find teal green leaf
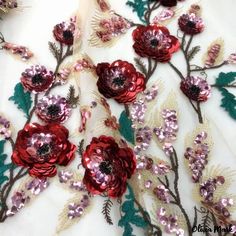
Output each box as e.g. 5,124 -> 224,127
119,111 -> 135,145
219,88 -> 236,120
118,185 -> 148,236
215,72 -> 236,86
9,83 -> 32,118
215,72 -> 236,120
126,0 -> 148,23
0,140 -> 12,186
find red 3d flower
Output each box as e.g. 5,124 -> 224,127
178,13 -> 204,35
132,25 -> 180,62
12,123 -> 76,178
96,60 -> 145,104
21,65 -> 54,94
180,76 -> 211,102
53,18 -> 76,46
82,136 -> 136,198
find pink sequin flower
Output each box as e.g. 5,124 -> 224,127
178,13 -> 204,35
184,132 -> 209,183
180,76 -> 211,102
21,65 -> 54,93
36,95 -> 71,124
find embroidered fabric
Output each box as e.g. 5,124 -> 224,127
0,0 -> 236,236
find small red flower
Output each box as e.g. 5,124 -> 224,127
132,25 -> 180,62
82,136 -> 136,198
178,13 -> 204,35
53,18 -> 76,45
180,76 -> 211,102
21,65 -> 54,93
12,123 -> 76,178
96,60 -> 145,104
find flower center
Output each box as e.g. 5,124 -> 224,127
99,161 -> 112,175
150,38 -> 159,47
37,144 -> 51,156
63,30 -> 73,40
186,20 -> 196,28
32,74 -> 44,85
47,105 -> 61,117
190,85 -> 201,95
112,76 -> 125,87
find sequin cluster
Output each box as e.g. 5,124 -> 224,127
153,109 -> 178,156
200,176 -> 236,230
184,132 -> 209,183
204,43 -> 221,68
153,8 -> 175,24
7,178 -> 49,216
154,185 -> 170,203
157,208 -> 184,236
136,156 -> 171,181
3,42 -> 33,61
134,126 -> 152,154
95,14 -> 131,43
58,170 -> 86,192
0,115 -> 11,139
68,195 -> 90,219
0,0 -> 17,13
130,84 -> 158,128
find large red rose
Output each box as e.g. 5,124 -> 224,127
132,25 -> 180,62
96,60 -> 145,104
82,136 -> 136,198
12,123 -> 76,178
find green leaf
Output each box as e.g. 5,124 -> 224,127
187,46 -> 201,61
118,185 -> 148,236
0,140 -> 12,186
215,72 -> 236,86
119,111 -> 135,145
9,83 -> 33,118
126,0 -> 148,23
219,87 -> 236,120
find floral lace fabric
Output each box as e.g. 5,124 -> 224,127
1,0 -> 236,236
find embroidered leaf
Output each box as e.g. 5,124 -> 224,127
77,139 -> 84,155
215,72 -> 236,86
67,85 -> 80,108
214,72 -> 236,120
134,57 -> 148,76
118,185 -> 147,236
48,41 -> 60,61
187,46 -> 201,61
9,83 -> 32,118
102,198 -> 113,225
119,111 -> 135,145
0,140 -> 12,186
219,88 -> 236,120
126,0 -> 148,23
